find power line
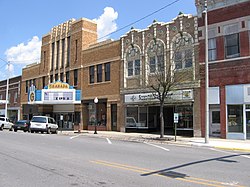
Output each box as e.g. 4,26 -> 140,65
97,0 -> 181,41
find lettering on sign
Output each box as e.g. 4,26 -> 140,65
44,91 -> 73,101
48,82 -> 70,89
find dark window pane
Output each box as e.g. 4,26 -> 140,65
89,66 -> 94,84
97,64 -> 102,82
134,59 -> 140,75
105,63 -> 110,81
128,61 -> 133,76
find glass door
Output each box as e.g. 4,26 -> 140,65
111,104 -> 117,131
209,109 -> 221,137
246,111 -> 250,139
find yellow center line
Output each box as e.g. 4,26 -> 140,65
90,160 -> 245,187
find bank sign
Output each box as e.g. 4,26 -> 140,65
28,81 -> 81,104
125,89 -> 193,103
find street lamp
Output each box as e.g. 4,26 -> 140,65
94,97 -> 98,134
204,0 -> 209,143
5,61 -> 10,120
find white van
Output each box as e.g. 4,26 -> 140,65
0,117 -> 14,131
30,116 -> 58,134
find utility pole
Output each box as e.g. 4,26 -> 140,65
5,61 -> 10,120
204,0 -> 209,144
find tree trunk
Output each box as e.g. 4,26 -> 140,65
160,102 -> 164,138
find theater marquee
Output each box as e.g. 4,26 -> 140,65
28,81 -> 81,104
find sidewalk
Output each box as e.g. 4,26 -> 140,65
60,130 -> 250,152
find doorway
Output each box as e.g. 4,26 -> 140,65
54,113 -> 74,130
111,104 -> 117,131
209,109 -> 221,137
245,111 -> 250,139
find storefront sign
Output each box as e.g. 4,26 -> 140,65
48,81 -> 70,89
125,89 -> 193,103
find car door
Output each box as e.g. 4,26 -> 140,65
6,118 -> 11,129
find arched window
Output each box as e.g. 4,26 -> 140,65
147,40 -> 164,73
172,34 -> 193,70
126,46 -> 141,77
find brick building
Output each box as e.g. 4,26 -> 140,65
0,75 -> 21,122
21,18 -> 97,130
21,18 -> 121,131
81,40 -> 121,131
196,0 -> 250,139
120,14 -> 201,136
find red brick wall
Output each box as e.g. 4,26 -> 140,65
216,36 -> 225,61
198,1 -> 250,26
240,31 -> 250,57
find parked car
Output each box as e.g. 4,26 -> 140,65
13,120 -> 30,132
30,116 -> 58,134
126,117 -> 145,127
0,117 -> 14,131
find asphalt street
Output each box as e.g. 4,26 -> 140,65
0,131 -> 249,187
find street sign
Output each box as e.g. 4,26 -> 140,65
174,113 -> 179,123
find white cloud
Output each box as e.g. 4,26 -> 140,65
93,7 -> 118,41
5,36 -> 41,65
2,36 -> 41,80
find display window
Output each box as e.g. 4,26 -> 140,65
227,105 -> 243,133
174,105 -> 193,129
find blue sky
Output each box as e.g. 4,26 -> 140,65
0,0 -> 196,81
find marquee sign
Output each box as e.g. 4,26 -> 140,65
43,90 -> 74,103
28,81 -> 81,104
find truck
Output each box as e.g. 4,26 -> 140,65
0,117 -> 14,131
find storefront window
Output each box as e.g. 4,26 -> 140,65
148,107 -> 158,128
139,107 -> 147,127
126,107 -> 148,128
126,107 -> 138,127
88,103 -> 96,126
175,105 -> 193,129
228,105 -> 243,133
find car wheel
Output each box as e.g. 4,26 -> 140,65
54,129 -> 58,134
0,125 -> 3,131
47,128 -> 51,134
23,130 -> 27,132
30,130 -> 34,133
14,129 -> 17,132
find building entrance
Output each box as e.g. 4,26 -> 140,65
245,111 -> 250,139
54,113 -> 74,130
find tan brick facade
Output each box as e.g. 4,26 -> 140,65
21,18 -> 98,128
81,40 -> 121,131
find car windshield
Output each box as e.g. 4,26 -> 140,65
31,117 -> 47,123
16,121 -> 26,125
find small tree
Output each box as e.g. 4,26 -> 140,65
147,33 -> 195,138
